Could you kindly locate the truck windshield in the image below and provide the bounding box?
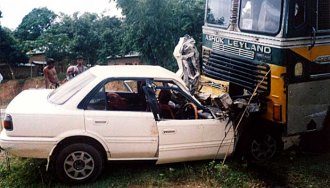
[239,0,282,34]
[206,0,232,28]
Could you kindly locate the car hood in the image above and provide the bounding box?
[5,89,55,114]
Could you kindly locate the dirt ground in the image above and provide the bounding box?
[0,77,45,108]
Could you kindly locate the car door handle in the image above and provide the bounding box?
[94,120,108,125]
[163,129,176,134]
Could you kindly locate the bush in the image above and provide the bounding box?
[0,157,51,187]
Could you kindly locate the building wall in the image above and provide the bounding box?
[107,57,142,65]
[28,54,46,64]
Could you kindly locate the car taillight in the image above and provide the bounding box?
[3,114,13,131]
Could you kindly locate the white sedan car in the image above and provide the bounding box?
[0,65,234,184]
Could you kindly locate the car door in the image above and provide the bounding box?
[144,83,234,164]
[84,79,158,159]
[157,119,234,164]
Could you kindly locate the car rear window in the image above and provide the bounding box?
[48,71,96,105]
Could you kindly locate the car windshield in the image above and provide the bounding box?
[206,0,232,28]
[239,0,282,34]
[48,71,96,105]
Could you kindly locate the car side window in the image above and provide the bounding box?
[86,86,107,110]
[105,80,138,93]
[86,79,148,111]
[156,85,200,120]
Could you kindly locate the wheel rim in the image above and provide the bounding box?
[64,151,95,180]
[251,134,277,161]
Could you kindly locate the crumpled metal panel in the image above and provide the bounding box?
[174,35,201,95]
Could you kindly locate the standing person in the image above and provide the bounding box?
[43,58,59,89]
[76,55,87,75]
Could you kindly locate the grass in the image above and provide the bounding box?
[1,149,330,187]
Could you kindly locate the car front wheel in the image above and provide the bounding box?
[55,143,104,184]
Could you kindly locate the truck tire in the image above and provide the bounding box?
[233,117,283,162]
[325,127,330,151]
[55,143,104,184]
[323,110,330,151]
[247,132,279,162]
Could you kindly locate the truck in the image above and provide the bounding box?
[199,0,330,161]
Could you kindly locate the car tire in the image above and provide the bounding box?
[55,143,104,184]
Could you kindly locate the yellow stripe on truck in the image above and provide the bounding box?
[262,64,287,124]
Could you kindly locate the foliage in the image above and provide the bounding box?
[29,12,123,65]
[39,33,71,62]
[1,151,330,187]
[0,158,49,187]
[0,27,27,65]
[96,16,124,63]
[14,7,57,41]
[5,0,205,68]
[116,0,205,70]
[66,13,102,64]
[2,0,205,71]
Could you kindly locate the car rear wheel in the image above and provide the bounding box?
[55,143,104,184]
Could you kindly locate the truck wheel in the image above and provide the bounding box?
[55,143,104,184]
[247,133,279,162]
[323,109,330,151]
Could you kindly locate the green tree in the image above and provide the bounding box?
[69,12,102,65]
[0,28,27,65]
[46,12,103,65]
[39,33,71,62]
[116,0,205,69]
[96,16,123,63]
[173,0,205,44]
[42,12,123,65]
[14,7,57,41]
[0,27,28,78]
[38,13,74,63]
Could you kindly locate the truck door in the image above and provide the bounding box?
[287,0,330,134]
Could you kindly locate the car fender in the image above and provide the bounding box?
[48,129,111,159]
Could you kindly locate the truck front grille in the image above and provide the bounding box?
[202,50,271,95]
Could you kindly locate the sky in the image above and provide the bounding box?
[0,0,122,30]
